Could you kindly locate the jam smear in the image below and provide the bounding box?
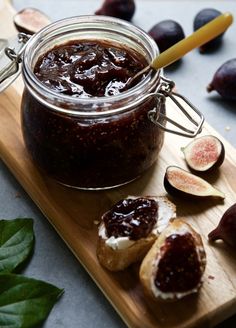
[155,233,201,292]
[103,198,158,240]
[34,40,147,97]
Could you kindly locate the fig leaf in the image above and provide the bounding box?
[0,218,34,273]
[0,274,63,328]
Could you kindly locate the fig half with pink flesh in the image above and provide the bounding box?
[164,166,225,199]
[208,203,236,247]
[181,135,225,172]
[14,8,51,35]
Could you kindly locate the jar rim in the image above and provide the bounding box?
[22,15,160,116]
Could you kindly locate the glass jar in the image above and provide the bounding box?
[0,16,204,190]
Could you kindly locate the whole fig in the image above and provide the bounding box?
[148,20,185,53]
[207,59,236,101]
[95,0,135,21]
[193,8,224,52]
[208,203,236,248]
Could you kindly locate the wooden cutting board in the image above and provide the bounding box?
[1,1,236,327]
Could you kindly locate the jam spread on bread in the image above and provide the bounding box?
[154,233,202,292]
[103,198,158,240]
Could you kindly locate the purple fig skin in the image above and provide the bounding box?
[182,135,225,172]
[164,166,225,199]
[193,8,223,53]
[95,0,135,21]
[148,20,185,53]
[207,59,236,101]
[208,203,236,247]
[210,139,225,170]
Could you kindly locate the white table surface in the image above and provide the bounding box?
[1,1,236,327]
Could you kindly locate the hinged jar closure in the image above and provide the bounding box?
[0,33,30,92]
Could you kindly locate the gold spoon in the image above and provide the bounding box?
[128,12,233,86]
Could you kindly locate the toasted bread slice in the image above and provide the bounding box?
[140,219,206,301]
[97,196,176,271]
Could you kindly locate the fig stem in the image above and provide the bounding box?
[207,83,214,93]
[208,228,221,241]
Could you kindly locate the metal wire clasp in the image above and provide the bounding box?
[148,76,204,138]
[0,33,30,92]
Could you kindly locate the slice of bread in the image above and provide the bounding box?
[97,196,176,271]
[140,218,206,301]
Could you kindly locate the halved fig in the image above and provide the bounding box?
[140,219,206,301]
[14,8,51,35]
[164,166,225,199]
[181,135,225,172]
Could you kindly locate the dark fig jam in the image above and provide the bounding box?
[103,197,158,240]
[21,38,165,189]
[34,40,146,97]
[155,233,201,293]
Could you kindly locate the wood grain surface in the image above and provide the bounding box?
[1,1,236,327]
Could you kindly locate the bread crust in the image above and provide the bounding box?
[97,232,156,271]
[139,218,206,301]
[97,196,176,271]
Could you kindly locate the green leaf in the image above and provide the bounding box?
[0,274,63,328]
[0,219,34,273]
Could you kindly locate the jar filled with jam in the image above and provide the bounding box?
[2,16,203,189]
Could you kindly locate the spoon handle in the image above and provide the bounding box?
[151,12,233,70]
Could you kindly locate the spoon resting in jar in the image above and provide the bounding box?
[128,12,233,87]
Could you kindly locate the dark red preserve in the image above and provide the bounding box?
[22,41,164,189]
[21,16,165,189]
[155,233,202,292]
[34,40,145,97]
[103,197,158,240]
